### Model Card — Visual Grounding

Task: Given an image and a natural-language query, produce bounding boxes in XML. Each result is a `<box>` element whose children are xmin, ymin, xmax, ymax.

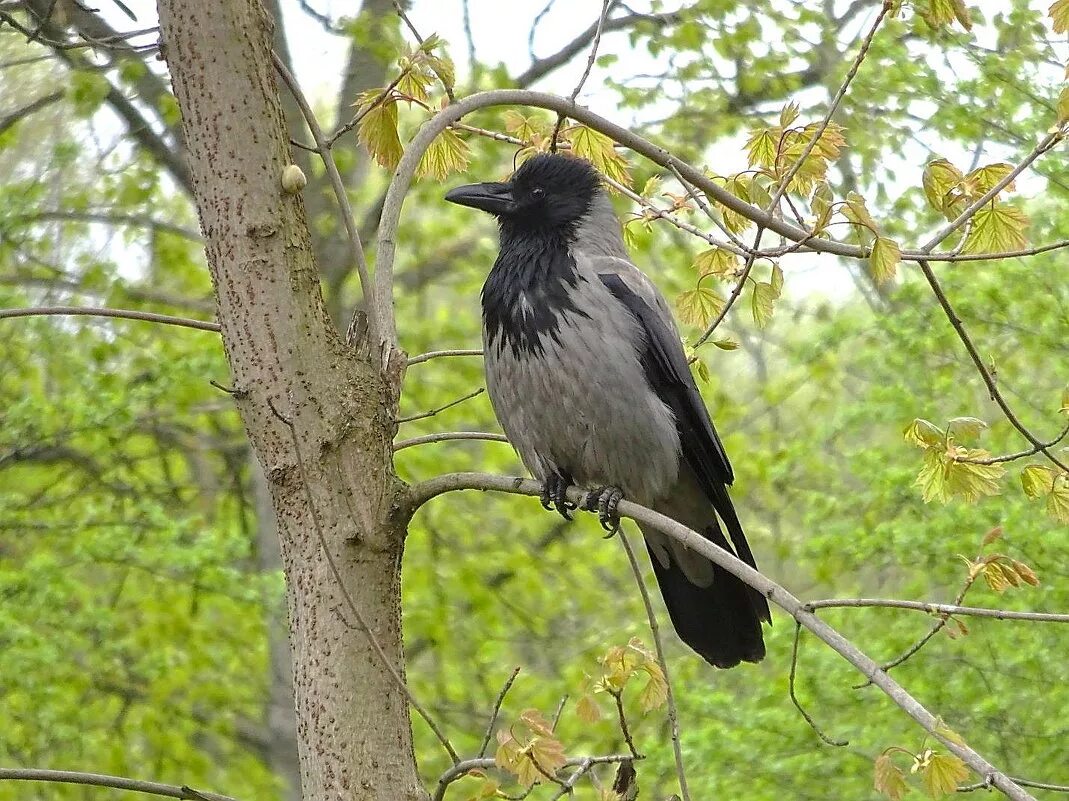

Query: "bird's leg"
<box><xmin>539</xmin><ymin>472</ymin><xmax>576</xmax><ymax>520</ymax></box>
<box><xmin>582</xmin><ymin>486</ymin><xmax>624</xmax><ymax>536</ymax></box>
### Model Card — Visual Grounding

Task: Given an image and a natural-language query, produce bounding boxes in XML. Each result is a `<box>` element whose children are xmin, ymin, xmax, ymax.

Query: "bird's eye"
<box><xmin>531</xmin><ymin>187</ymin><xmax>545</xmax><ymax>199</ymax></box>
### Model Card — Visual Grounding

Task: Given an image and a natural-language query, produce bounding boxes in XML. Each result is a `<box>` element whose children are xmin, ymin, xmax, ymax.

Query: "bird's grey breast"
<box><xmin>482</xmin><ymin>246</ymin><xmax>680</xmax><ymax>503</ymax></box>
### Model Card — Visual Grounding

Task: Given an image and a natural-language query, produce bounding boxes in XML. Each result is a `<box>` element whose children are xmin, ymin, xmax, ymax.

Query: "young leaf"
<box><xmin>576</xmin><ymin>694</ymin><xmax>602</xmax><ymax>723</ymax></box>
<box><xmin>712</xmin><ymin>338</ymin><xmax>739</xmax><ymax>350</ymax></box>
<box><xmin>946</xmin><ymin>417</ymin><xmax>986</xmax><ymax>440</ymax></box>
<box><xmin>571</xmin><ymin>126</ymin><xmax>631</xmax><ymax>187</ymax></box>
<box><xmin>637</xmin><ymin>661</ymin><xmax>668</xmax><ymax>712</ymax></box>
<box><xmin>1021</xmin><ymin>464</ymin><xmax>1055</xmax><ymax>499</ymax></box>
<box><xmin>745</xmin><ymin>128</ymin><xmax>778</xmax><ymax>168</ymax></box>
<box><xmin>904</xmin><ymin>418</ymin><xmax>944</xmax><ymax>448</ymax></box>
<box><xmin>981</xmin><ymin>525</ymin><xmax>1003</xmax><ymax>546</ymax></box>
<box><xmin>870</xmin><ymin>237</ymin><xmax>901</xmax><ymax>285</ymax></box>
<box><xmin>779</xmin><ymin>100</ymin><xmax>800</xmax><ymax>129</ymax></box>
<box><xmin>357</xmin><ymin>100</ymin><xmax>403</xmax><ymax>170</ymax></box>
<box><xmin>874</xmin><ymin>754</ymin><xmax>908</xmax><ymax>801</ymax></box>
<box><xmin>693</xmin><ymin>247</ymin><xmax>740</xmax><ymax>279</ymax></box>
<box><xmin>843</xmin><ymin>191</ymin><xmax>879</xmax><ymax>235</ymax></box>
<box><xmin>1058</xmin><ymin>85</ymin><xmax>1069</xmax><ymax>124</ymax></box>
<box><xmin>921</xmin><ymin>753</ymin><xmax>969</xmax><ymax>798</ymax></box>
<box><xmin>961</xmin><ymin>203</ymin><xmax>1029</xmax><ymax>254</ymax></box>
<box><xmin>966</xmin><ymin>163</ymin><xmax>1015</xmax><ymax>195</ymax></box>
<box><xmin>417</xmin><ymin>127</ymin><xmax>470</xmax><ymax>181</ymax></box>
<box><xmin>1010</xmin><ymin>559</ymin><xmax>1040</xmax><ymax>586</ymax></box>
<box><xmin>676</xmin><ymin>286</ymin><xmax>726</xmax><ymax>328</ymax></box>
<box><xmin>751</xmin><ymin>280</ymin><xmax>778</xmax><ymax>328</ymax></box>
<box><xmin>1051</xmin><ymin>0</ymin><xmax>1069</xmax><ymax>33</ymax></box>
<box><xmin>1048</xmin><ymin>474</ymin><xmax>1069</xmax><ymax>523</ymax></box>
<box><xmin>922</xmin><ymin>158</ymin><xmax>965</xmax><ymax>217</ymax></box>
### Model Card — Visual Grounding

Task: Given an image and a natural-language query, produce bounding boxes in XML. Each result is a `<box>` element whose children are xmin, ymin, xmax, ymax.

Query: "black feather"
<box><xmin>600</xmin><ymin>272</ymin><xmax>771</xmax><ymax>664</ymax></box>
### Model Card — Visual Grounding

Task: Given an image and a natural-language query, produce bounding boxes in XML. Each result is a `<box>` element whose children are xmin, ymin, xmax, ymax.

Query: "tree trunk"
<box><xmin>155</xmin><ymin>2</ymin><xmax>419</xmax><ymax>799</ymax></box>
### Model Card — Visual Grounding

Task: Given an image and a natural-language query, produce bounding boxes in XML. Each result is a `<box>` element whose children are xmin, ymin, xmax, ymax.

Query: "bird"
<box><xmin>444</xmin><ymin>152</ymin><xmax>770</xmax><ymax>668</ymax></box>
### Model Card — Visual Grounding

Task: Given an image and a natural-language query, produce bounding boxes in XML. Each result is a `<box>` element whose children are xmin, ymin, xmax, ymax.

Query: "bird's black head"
<box><xmin>444</xmin><ymin>153</ymin><xmax>602</xmax><ymax>235</ymax></box>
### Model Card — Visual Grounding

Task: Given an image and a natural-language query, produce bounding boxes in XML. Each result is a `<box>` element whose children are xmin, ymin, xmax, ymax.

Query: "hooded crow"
<box><xmin>445</xmin><ymin>153</ymin><xmax>770</xmax><ymax>668</ymax></box>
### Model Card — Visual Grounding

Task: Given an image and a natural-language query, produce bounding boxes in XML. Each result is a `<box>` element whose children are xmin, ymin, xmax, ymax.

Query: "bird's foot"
<box><xmin>540</xmin><ymin>473</ymin><xmax>576</xmax><ymax>520</ymax></box>
<box><xmin>583</xmin><ymin>486</ymin><xmax>624</xmax><ymax>536</ymax></box>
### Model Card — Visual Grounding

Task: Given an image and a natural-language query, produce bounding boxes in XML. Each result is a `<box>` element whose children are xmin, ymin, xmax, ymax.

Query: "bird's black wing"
<box><xmin>598</xmin><ymin>271</ymin><xmax>734</xmax><ymax>489</ymax></box>
<box><xmin>598</xmin><ymin>269</ymin><xmax>767</xmax><ymax>587</ymax></box>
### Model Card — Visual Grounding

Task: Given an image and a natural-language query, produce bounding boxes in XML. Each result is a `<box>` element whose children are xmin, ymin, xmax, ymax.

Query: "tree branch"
<box><xmin>393</xmin><ymin>431</ymin><xmax>508</xmax><ymax>451</ymax></box>
<box><xmin>0</xmin><ymin>89</ymin><xmax>62</xmax><ymax>135</ymax></box>
<box><xmin>406</xmin><ymin>348</ymin><xmax>484</xmax><ymax>366</ymax></box>
<box><xmin>403</xmin><ymin>472</ymin><xmax>1039</xmax><ymax>801</ymax></box>
<box><xmin>915</xmin><ymin>259</ymin><xmax>1069</xmax><ymax>473</ymax></box>
<box><xmin>0</xmin><ymin>305</ymin><xmax>220</xmax><ymax>332</ymax></box>
<box><xmin>617</xmin><ymin>529</ymin><xmax>689</xmax><ymax>801</ymax></box>
<box><xmin>514</xmin><ymin>8</ymin><xmax>685</xmax><ymax>89</ymax></box>
<box><xmin>804</xmin><ymin>598</ymin><xmax>1069</xmax><ymax>623</ymax></box>
<box><xmin>0</xmin><ymin>768</ymin><xmax>237</xmax><ymax>801</ymax></box>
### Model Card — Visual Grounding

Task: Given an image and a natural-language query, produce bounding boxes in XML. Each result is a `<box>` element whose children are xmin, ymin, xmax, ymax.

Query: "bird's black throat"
<box><xmin>482</xmin><ymin>225</ymin><xmax>590</xmax><ymax>358</ymax></box>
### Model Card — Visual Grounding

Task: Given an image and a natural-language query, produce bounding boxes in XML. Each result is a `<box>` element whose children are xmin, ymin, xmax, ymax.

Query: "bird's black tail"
<box><xmin>639</xmin><ymin>489</ymin><xmax>770</xmax><ymax>669</ymax></box>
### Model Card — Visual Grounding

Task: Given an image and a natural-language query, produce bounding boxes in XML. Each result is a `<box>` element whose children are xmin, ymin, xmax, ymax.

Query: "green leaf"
<box><xmin>1051</xmin><ymin>0</ymin><xmax>1069</xmax><ymax>33</ymax></box>
<box><xmin>961</xmin><ymin>203</ymin><xmax>1029</xmax><ymax>254</ymax></box>
<box><xmin>843</xmin><ymin>191</ymin><xmax>879</xmax><ymax>235</ymax></box>
<box><xmin>770</xmin><ymin>263</ymin><xmax>784</xmax><ymax>295</ymax></box>
<box><xmin>874</xmin><ymin>754</ymin><xmax>908</xmax><ymax>801</ymax></box>
<box><xmin>779</xmin><ymin>101</ymin><xmax>800</xmax><ymax>129</ymax></box>
<box><xmin>641</xmin><ymin>174</ymin><xmax>662</xmax><ymax>198</ymax></box>
<box><xmin>745</xmin><ymin>128</ymin><xmax>778</xmax><ymax>168</ymax></box>
<box><xmin>693</xmin><ymin>247</ymin><xmax>740</xmax><ymax>280</ymax></box>
<box><xmin>1048</xmin><ymin>474</ymin><xmax>1069</xmax><ymax>523</ymax></box>
<box><xmin>904</xmin><ymin>418</ymin><xmax>944</xmax><ymax>448</ymax></box>
<box><xmin>946</xmin><ymin>417</ymin><xmax>986</xmax><ymax>440</ymax></box>
<box><xmin>921</xmin><ymin>753</ymin><xmax>969</xmax><ymax>798</ymax></box>
<box><xmin>916</xmin><ymin>447</ymin><xmax>1005</xmax><ymax>504</ymax></box>
<box><xmin>1057</xmin><ymin>86</ymin><xmax>1069</xmax><ymax>125</ymax></box>
<box><xmin>357</xmin><ymin>100</ymin><xmax>403</xmax><ymax>170</ymax></box>
<box><xmin>751</xmin><ymin>280</ymin><xmax>778</xmax><ymax>328</ymax></box>
<box><xmin>921</xmin><ymin>0</ymin><xmax>972</xmax><ymax>30</ymax></box>
<box><xmin>923</xmin><ymin>158</ymin><xmax>965</xmax><ymax>217</ymax></box>
<box><xmin>712</xmin><ymin>338</ymin><xmax>738</xmax><ymax>350</ymax></box>
<box><xmin>1021</xmin><ymin>464</ymin><xmax>1055</xmax><ymax>499</ymax></box>
<box><xmin>870</xmin><ymin>237</ymin><xmax>901</xmax><ymax>285</ymax></box>
<box><xmin>676</xmin><ymin>286</ymin><xmax>725</xmax><ymax>328</ymax></box>
<box><xmin>417</xmin><ymin>127</ymin><xmax>470</xmax><ymax>181</ymax></box>
<box><xmin>503</xmin><ymin>110</ymin><xmax>546</xmax><ymax>142</ymax></box>
<box><xmin>966</xmin><ymin>162</ymin><xmax>1015</xmax><ymax>195</ymax></box>
<box><xmin>571</xmin><ymin>126</ymin><xmax>631</xmax><ymax>187</ymax></box>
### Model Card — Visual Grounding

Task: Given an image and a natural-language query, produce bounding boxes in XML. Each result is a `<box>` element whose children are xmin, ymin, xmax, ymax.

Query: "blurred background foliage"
<box><xmin>1</xmin><ymin>1</ymin><xmax>1067</xmax><ymax>799</ymax></box>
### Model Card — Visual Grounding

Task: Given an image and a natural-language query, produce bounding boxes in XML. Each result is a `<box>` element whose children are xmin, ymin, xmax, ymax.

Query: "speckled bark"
<box><xmin>155</xmin><ymin>2</ymin><xmax>420</xmax><ymax>799</ymax></box>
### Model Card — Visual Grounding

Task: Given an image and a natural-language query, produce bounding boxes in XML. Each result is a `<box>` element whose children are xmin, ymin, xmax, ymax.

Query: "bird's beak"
<box><xmin>444</xmin><ymin>181</ymin><xmax>516</xmax><ymax>216</ymax></box>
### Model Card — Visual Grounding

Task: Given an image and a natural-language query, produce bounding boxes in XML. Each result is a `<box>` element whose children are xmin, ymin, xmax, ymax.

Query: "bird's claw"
<box><xmin>583</xmin><ymin>486</ymin><xmax>623</xmax><ymax>536</ymax></box>
<box><xmin>540</xmin><ymin>473</ymin><xmax>576</xmax><ymax>520</ymax></box>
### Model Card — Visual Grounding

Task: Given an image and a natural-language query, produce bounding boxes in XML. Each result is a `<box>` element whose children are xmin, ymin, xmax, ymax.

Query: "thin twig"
<box><xmin>407</xmin><ymin>348</ymin><xmax>484</xmax><ymax>366</ymax></box>
<box><xmin>919</xmin><ymin>128</ymin><xmax>1066</xmax><ymax>252</ymax></box>
<box><xmin>768</xmin><ymin>0</ymin><xmax>892</xmax><ymax>210</ymax></box>
<box><xmin>550</xmin><ymin>0</ymin><xmax>611</xmax><ymax>150</ymax></box>
<box><xmin>0</xmin><ymin>768</ymin><xmax>237</xmax><ymax>801</ymax></box>
<box><xmin>952</xmin><ymin>422</ymin><xmax>1069</xmax><ymax>465</ymax></box>
<box><xmin>433</xmin><ymin>755</ymin><xmax>634</xmax><ymax>801</ymax></box>
<box><xmin>391</xmin><ymin>0</ymin><xmax>453</xmax><ymax>101</ymax></box>
<box><xmin>789</xmin><ymin>622</ymin><xmax>849</xmax><ymax>746</ymax></box>
<box><xmin>266</xmin><ymin>398</ymin><xmax>459</xmax><ymax>764</ymax></box>
<box><xmin>478</xmin><ymin>666</ymin><xmax>522</xmax><ymax>758</ymax></box>
<box><xmin>609</xmin><ymin>690</ymin><xmax>642</xmax><ymax>760</ymax></box>
<box><xmin>271</xmin><ymin>52</ymin><xmax>379</xmax><ymax>346</ymax></box>
<box><xmin>804</xmin><ymin>598</ymin><xmax>1069</xmax><ymax>623</ymax></box>
<box><xmin>396</xmin><ymin>387</ymin><xmax>485</xmax><ymax>424</ymax></box>
<box><xmin>617</xmin><ymin>529</ymin><xmax>689</xmax><ymax>801</ymax></box>
<box><xmin>547</xmin><ymin>758</ymin><xmax>594</xmax><ymax>801</ymax></box>
<box><xmin>404</xmin><ymin>473</ymin><xmax>1040</xmax><ymax>801</ymax></box>
<box><xmin>959</xmin><ymin>777</ymin><xmax>1069</xmax><ymax>793</ymax></box>
<box><xmin>0</xmin><ymin>305</ymin><xmax>220</xmax><ymax>332</ymax></box>
<box><xmin>915</xmin><ymin>259</ymin><xmax>1069</xmax><ymax>473</ymax></box>
<box><xmin>394</xmin><ymin>431</ymin><xmax>508</xmax><ymax>451</ymax></box>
